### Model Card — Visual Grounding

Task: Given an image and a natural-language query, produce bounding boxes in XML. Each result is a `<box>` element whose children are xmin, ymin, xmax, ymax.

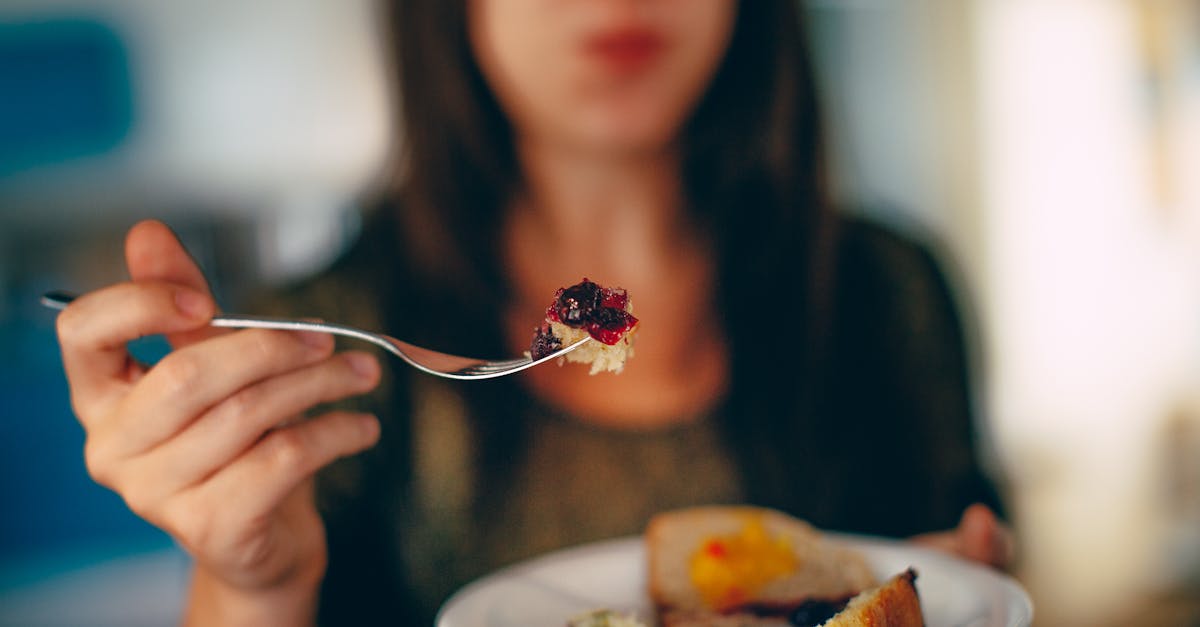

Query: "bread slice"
<box><xmin>646</xmin><ymin>506</ymin><xmax>923</xmax><ymax>627</ymax></box>
<box><xmin>647</xmin><ymin>506</ymin><xmax>875</xmax><ymax>614</ymax></box>
<box><xmin>824</xmin><ymin>569</ymin><xmax>922</xmax><ymax>627</ymax></box>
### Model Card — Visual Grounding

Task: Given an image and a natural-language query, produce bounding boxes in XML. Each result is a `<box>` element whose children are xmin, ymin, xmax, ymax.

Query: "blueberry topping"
<box><xmin>588</xmin><ymin>305</ymin><xmax>633</xmax><ymax>330</ymax></box>
<box><xmin>553</xmin><ymin>280</ymin><xmax>603</xmax><ymax>327</ymax></box>
<box><xmin>538</xmin><ymin>278</ymin><xmax>638</xmax><ymax>347</ymax></box>
<box><xmin>529</xmin><ymin>324</ymin><xmax>563</xmax><ymax>360</ymax></box>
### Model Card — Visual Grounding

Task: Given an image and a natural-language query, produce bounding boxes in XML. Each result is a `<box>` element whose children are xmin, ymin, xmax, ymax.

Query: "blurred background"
<box><xmin>1</xmin><ymin>1</ymin><xmax>1197</xmax><ymax>625</ymax></box>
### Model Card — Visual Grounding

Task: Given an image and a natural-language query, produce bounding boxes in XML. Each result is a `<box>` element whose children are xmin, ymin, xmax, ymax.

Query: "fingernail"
<box><xmin>175</xmin><ymin>290</ymin><xmax>210</xmax><ymax>318</ymax></box>
<box><xmin>345</xmin><ymin>353</ymin><xmax>378</xmax><ymax>378</ymax></box>
<box><xmin>298</xmin><ymin>330</ymin><xmax>332</xmax><ymax>350</ymax></box>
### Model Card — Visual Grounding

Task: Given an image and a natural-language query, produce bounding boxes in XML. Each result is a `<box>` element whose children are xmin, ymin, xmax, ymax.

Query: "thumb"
<box><xmin>124</xmin><ymin>219</ymin><xmax>223</xmax><ymax>348</ymax></box>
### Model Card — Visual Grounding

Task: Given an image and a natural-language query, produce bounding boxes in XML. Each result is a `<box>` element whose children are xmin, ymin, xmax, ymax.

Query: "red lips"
<box><xmin>584</xmin><ymin>28</ymin><xmax>665</xmax><ymax>74</ymax></box>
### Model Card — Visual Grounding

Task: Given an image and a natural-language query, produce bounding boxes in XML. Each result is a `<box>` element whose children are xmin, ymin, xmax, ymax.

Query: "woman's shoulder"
<box><xmin>832</xmin><ymin>212</ymin><xmax>964</xmax><ymax>310</ymax></box>
<box><xmin>834</xmin><ymin>213</ymin><xmax>948</xmax><ymax>284</ymax></box>
<box><xmin>828</xmin><ymin>211</ymin><xmax>974</xmax><ymax>357</ymax></box>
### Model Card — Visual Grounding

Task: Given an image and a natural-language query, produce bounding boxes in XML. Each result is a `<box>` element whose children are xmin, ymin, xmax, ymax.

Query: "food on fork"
<box><xmin>646</xmin><ymin>506</ymin><xmax>924</xmax><ymax>626</ymax></box>
<box><xmin>529</xmin><ymin>278</ymin><xmax>639</xmax><ymax>374</ymax></box>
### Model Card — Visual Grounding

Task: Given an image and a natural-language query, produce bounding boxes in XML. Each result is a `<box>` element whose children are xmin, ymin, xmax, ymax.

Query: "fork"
<box><xmin>41</xmin><ymin>290</ymin><xmax>590</xmax><ymax>380</ymax></box>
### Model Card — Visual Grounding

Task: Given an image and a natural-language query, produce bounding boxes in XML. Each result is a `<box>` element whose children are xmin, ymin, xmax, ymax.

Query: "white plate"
<box><xmin>437</xmin><ymin>535</ymin><xmax>1033</xmax><ymax>627</ymax></box>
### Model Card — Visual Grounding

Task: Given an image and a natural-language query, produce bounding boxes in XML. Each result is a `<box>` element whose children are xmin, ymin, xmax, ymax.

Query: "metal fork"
<box><xmin>41</xmin><ymin>290</ymin><xmax>590</xmax><ymax>380</ymax></box>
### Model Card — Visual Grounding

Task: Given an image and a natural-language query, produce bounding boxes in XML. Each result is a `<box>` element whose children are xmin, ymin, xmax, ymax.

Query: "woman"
<box><xmin>53</xmin><ymin>1</ymin><xmax>1011</xmax><ymax>624</ymax></box>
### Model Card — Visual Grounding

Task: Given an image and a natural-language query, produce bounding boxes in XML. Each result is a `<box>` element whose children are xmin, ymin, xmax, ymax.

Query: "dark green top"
<box><xmin>266</xmin><ymin>212</ymin><xmax>1004</xmax><ymax>626</ymax></box>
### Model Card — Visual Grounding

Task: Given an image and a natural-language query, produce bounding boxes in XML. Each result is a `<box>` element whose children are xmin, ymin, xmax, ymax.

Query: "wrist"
<box><xmin>184</xmin><ymin>563</ymin><xmax>323</xmax><ymax>627</ymax></box>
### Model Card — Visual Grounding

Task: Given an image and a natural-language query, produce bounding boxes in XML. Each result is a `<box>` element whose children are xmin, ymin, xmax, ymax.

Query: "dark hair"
<box><xmin>384</xmin><ymin>0</ymin><xmax>836</xmax><ymax>514</ymax></box>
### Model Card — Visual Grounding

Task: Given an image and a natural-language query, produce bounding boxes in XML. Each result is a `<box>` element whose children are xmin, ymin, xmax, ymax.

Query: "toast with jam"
<box><xmin>646</xmin><ymin>506</ymin><xmax>923</xmax><ymax>627</ymax></box>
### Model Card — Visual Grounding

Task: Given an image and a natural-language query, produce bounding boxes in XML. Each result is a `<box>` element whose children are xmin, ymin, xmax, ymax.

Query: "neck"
<box><xmin>511</xmin><ymin>138</ymin><xmax>691</xmax><ymax>271</ymax></box>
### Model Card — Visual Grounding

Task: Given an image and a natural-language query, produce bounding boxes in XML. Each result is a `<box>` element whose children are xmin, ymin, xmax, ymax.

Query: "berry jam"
<box><xmin>544</xmin><ymin>278</ymin><xmax>638</xmax><ymax>345</ymax></box>
<box><xmin>550</xmin><ymin>280</ymin><xmax>602</xmax><ymax>327</ymax></box>
<box><xmin>529</xmin><ymin>323</ymin><xmax>563</xmax><ymax>360</ymax></box>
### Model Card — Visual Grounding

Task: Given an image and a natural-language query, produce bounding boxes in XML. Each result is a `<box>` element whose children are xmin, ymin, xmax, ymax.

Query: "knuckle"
<box><xmin>162</xmin><ymin>498</ymin><xmax>212</xmax><ymax>549</ymax></box>
<box><xmin>153</xmin><ymin>354</ymin><xmax>202</xmax><ymax>397</ymax></box>
<box><xmin>263</xmin><ymin>429</ymin><xmax>309</xmax><ymax>474</ymax></box>
<box><xmin>246</xmin><ymin>329</ymin><xmax>297</xmax><ymax>363</ymax></box>
<box><xmin>224</xmin><ymin>384</ymin><xmax>262</xmax><ymax>421</ymax></box>
<box><xmin>116</xmin><ymin>473</ymin><xmax>166</xmax><ymax>525</ymax></box>
<box><xmin>82</xmin><ymin>439</ymin><xmax>115</xmax><ymax>487</ymax></box>
<box><xmin>245</xmin><ymin>329</ymin><xmax>279</xmax><ymax>362</ymax></box>
<box><xmin>69</xmin><ymin>394</ymin><xmax>97</xmax><ymax>426</ymax></box>
<box><xmin>122</xmin><ymin>486</ymin><xmax>156</xmax><ymax>521</ymax></box>
<box><xmin>236</xmin><ymin>329</ymin><xmax>309</xmax><ymax>373</ymax></box>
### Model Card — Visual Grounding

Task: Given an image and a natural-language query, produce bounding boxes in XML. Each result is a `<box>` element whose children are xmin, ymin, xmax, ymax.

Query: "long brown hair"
<box><xmin>382</xmin><ymin>0</ymin><xmax>837</xmax><ymax>515</ymax></box>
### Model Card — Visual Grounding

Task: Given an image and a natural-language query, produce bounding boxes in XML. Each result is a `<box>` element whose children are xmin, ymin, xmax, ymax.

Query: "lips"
<box><xmin>584</xmin><ymin>28</ymin><xmax>665</xmax><ymax>74</ymax></box>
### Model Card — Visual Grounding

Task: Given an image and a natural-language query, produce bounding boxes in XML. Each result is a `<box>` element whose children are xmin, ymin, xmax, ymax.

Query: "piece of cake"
<box><xmin>528</xmin><ymin>278</ymin><xmax>639</xmax><ymax>374</ymax></box>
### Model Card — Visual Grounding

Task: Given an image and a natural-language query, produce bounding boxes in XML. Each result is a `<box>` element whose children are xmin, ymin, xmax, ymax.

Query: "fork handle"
<box><xmin>40</xmin><ymin>290</ymin><xmax>366</xmax><ymax>338</ymax></box>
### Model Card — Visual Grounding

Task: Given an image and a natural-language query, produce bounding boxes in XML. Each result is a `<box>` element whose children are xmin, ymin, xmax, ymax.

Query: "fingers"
<box><xmin>195</xmin><ymin>410</ymin><xmax>381</xmax><ymax>524</ymax></box>
<box><xmin>55</xmin><ymin>220</ymin><xmax>385</xmax><ymax>594</ymax></box>
<box><xmin>135</xmin><ymin>351</ymin><xmax>380</xmax><ymax>494</ymax></box>
<box><xmin>99</xmin><ymin>327</ymin><xmax>338</xmax><ymax>457</ymax></box>
<box><xmin>124</xmin><ymin>219</ymin><xmax>223</xmax><ymax>349</ymax></box>
<box><xmin>911</xmin><ymin>504</ymin><xmax>1015</xmax><ymax>570</ymax></box>
<box><xmin>57</xmin><ymin>281</ymin><xmax>216</xmax><ymax>416</ymax></box>
<box><xmin>57</xmin><ymin>220</ymin><xmax>221</xmax><ymax>419</ymax></box>
<box><xmin>955</xmin><ymin>503</ymin><xmax>1015</xmax><ymax>569</ymax></box>
<box><xmin>112</xmin><ymin>411</ymin><xmax>378</xmax><ymax>585</ymax></box>
<box><xmin>126</xmin><ymin>220</ymin><xmax>211</xmax><ymax>294</ymax></box>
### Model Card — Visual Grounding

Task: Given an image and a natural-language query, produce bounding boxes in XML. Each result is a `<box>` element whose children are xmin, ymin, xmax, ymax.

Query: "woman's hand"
<box><xmin>910</xmin><ymin>503</ymin><xmax>1014</xmax><ymax>570</ymax></box>
<box><xmin>55</xmin><ymin>220</ymin><xmax>382</xmax><ymax>626</ymax></box>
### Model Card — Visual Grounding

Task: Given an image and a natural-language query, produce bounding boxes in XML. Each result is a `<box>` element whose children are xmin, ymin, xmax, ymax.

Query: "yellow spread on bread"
<box><xmin>688</xmin><ymin>514</ymin><xmax>799</xmax><ymax>610</ymax></box>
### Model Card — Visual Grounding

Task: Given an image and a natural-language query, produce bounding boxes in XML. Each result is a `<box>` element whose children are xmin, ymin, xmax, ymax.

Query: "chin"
<box><xmin>583</xmin><ymin>83</ymin><xmax>706</xmax><ymax>155</ymax></box>
<box><xmin>575</xmin><ymin>110</ymin><xmax>690</xmax><ymax>156</ymax></box>
<box><xmin>590</xmin><ymin>129</ymin><xmax>680</xmax><ymax>156</ymax></box>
